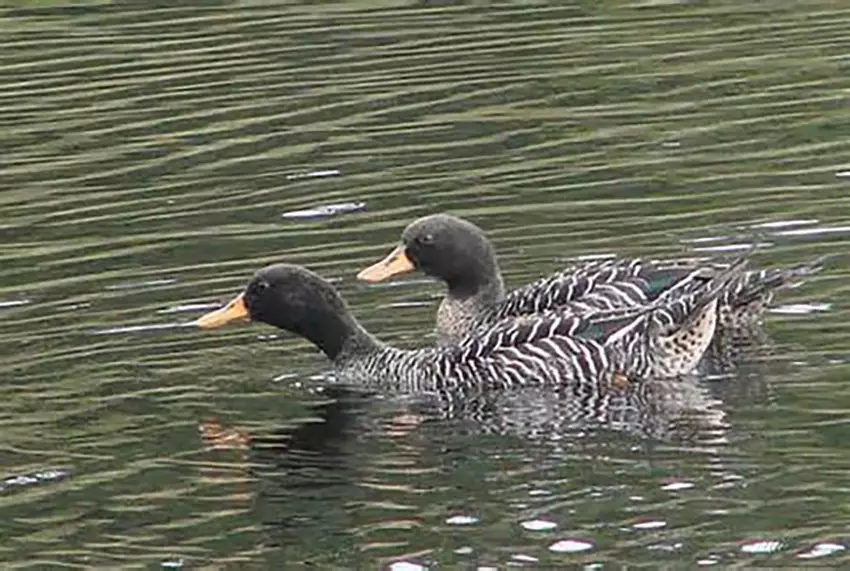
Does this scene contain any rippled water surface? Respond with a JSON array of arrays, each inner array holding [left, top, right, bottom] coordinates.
[[2, 2, 850, 568]]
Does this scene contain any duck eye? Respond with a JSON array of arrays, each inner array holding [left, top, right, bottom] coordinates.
[[255, 280, 270, 292], [419, 233, 435, 245]]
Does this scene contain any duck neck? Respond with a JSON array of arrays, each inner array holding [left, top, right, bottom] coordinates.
[[300, 307, 381, 363], [437, 260, 505, 345], [444, 250, 505, 304]]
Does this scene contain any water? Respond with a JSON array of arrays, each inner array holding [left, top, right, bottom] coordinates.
[[2, 2, 849, 568]]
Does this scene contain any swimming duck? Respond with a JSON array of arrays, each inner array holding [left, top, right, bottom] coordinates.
[[357, 214, 821, 345], [196, 261, 744, 391]]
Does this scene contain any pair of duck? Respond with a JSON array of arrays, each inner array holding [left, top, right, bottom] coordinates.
[[197, 214, 819, 392]]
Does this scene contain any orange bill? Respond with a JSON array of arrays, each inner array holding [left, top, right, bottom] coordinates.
[[196, 293, 250, 329], [357, 244, 415, 282]]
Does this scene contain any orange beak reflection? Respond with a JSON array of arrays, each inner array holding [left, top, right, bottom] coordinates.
[[357, 244, 415, 283], [196, 293, 250, 329]]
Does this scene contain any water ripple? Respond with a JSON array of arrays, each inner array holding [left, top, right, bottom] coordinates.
[[1, 2, 848, 569]]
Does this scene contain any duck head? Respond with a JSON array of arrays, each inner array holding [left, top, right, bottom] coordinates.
[[357, 213, 501, 298]]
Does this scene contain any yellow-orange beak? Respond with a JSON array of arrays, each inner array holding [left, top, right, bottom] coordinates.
[[196, 293, 250, 329], [357, 244, 416, 283]]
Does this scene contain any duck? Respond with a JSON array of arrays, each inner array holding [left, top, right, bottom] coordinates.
[[357, 213, 823, 345], [195, 260, 745, 392]]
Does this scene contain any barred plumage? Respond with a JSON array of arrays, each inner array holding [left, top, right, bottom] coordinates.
[[198, 262, 743, 393], [357, 214, 826, 345]]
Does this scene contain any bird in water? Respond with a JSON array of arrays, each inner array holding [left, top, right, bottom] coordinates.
[[357, 213, 825, 346], [196, 260, 745, 392]]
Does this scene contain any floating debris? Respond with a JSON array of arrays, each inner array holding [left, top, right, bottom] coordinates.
[[740, 540, 783, 554], [521, 519, 557, 531], [454, 546, 473, 555], [445, 514, 479, 526], [1, 468, 71, 493], [285, 169, 341, 180], [797, 542, 845, 559], [549, 539, 594, 553], [511, 554, 539, 563], [161, 559, 184, 569], [697, 557, 720, 566], [281, 201, 366, 220]]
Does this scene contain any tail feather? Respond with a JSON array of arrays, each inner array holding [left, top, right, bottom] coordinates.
[[724, 254, 829, 308], [602, 257, 749, 378]]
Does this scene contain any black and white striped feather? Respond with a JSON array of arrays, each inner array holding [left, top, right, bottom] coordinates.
[[441, 255, 825, 344], [337, 259, 746, 391]]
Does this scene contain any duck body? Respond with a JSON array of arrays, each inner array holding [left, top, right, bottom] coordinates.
[[358, 214, 823, 346], [197, 261, 742, 392]]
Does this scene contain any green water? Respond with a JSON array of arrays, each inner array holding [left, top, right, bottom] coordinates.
[[2, 2, 849, 568]]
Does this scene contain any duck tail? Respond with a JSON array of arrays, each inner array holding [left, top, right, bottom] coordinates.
[[722, 253, 830, 308], [629, 257, 748, 377], [710, 253, 831, 336]]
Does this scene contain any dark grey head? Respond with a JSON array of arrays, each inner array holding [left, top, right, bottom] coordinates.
[[197, 264, 360, 360], [358, 213, 501, 298]]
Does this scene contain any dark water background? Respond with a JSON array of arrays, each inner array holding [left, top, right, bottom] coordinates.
[[2, 2, 849, 568]]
